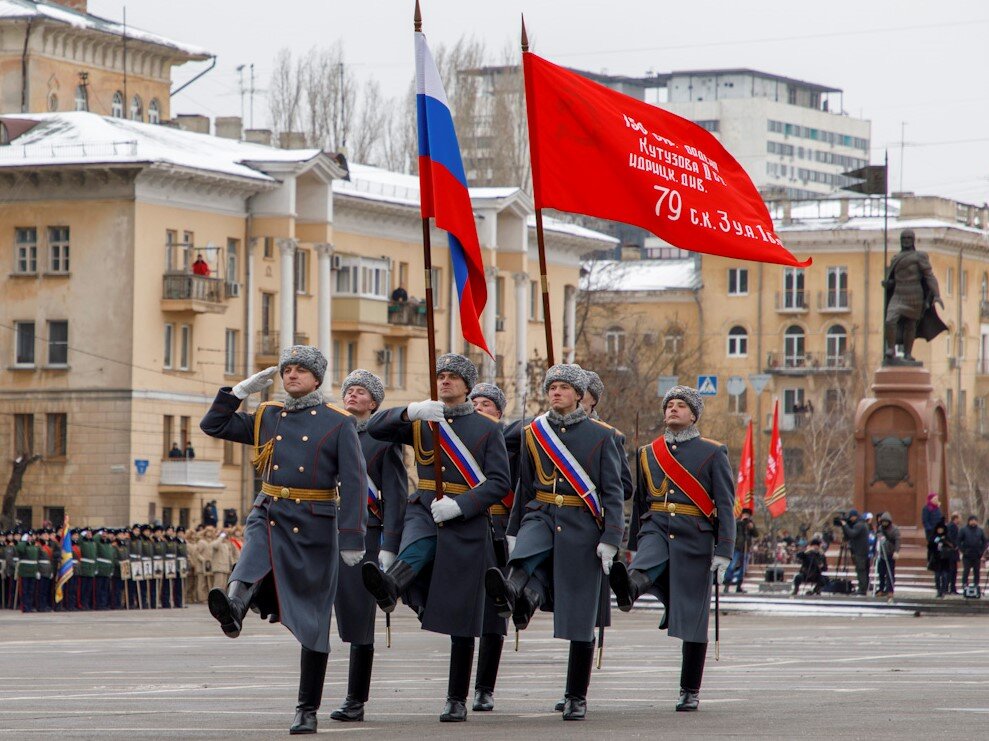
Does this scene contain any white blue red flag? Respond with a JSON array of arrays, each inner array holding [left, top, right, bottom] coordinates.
[[415, 31, 491, 355]]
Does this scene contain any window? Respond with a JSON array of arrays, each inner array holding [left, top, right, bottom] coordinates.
[[334, 256, 391, 299], [946, 388, 954, 416], [111, 91, 124, 118], [783, 388, 806, 431], [782, 268, 805, 309], [783, 447, 805, 476], [529, 280, 543, 321], [398, 261, 409, 292], [47, 320, 68, 366], [14, 321, 35, 366], [224, 440, 237, 465], [664, 329, 684, 355], [396, 345, 407, 389], [982, 273, 988, 303], [180, 416, 191, 450], [946, 267, 954, 296], [960, 390, 967, 425], [729, 389, 747, 415], [728, 268, 748, 295], [163, 415, 174, 458], [148, 98, 160, 124], [165, 229, 178, 271], [962, 270, 969, 298], [44, 507, 65, 529], [75, 84, 88, 111], [130, 94, 143, 121], [48, 226, 70, 273], [263, 236, 274, 259], [826, 266, 848, 308], [824, 388, 847, 415], [294, 249, 309, 294], [333, 340, 357, 378], [383, 344, 395, 388], [346, 342, 357, 375], [784, 325, 805, 367], [332, 340, 342, 385], [14, 414, 34, 456], [226, 238, 239, 282], [181, 231, 194, 271], [163, 323, 174, 369], [605, 326, 626, 359], [496, 276, 506, 318], [46, 413, 67, 457], [224, 329, 238, 375], [179, 324, 191, 370], [826, 325, 848, 366], [727, 326, 748, 357], [431, 267, 442, 309], [15, 227, 37, 273]]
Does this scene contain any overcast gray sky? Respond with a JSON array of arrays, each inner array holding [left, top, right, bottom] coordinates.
[[92, 0, 989, 204]]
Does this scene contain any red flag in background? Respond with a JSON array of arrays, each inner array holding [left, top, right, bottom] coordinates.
[[522, 52, 810, 268], [764, 400, 787, 517], [734, 420, 755, 518]]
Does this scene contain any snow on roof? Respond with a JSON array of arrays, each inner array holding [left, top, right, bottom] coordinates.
[[0, 0, 210, 57], [580, 258, 699, 293], [0, 112, 324, 183], [773, 197, 988, 235], [529, 214, 620, 244]]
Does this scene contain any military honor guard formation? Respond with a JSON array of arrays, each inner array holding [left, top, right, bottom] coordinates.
[[196, 344, 735, 733]]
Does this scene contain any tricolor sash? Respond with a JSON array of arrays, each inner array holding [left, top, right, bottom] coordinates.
[[530, 414, 603, 524], [367, 473, 382, 520], [438, 420, 487, 488], [650, 438, 716, 518]]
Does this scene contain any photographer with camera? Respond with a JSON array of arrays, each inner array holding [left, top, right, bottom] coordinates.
[[838, 510, 870, 596], [792, 538, 828, 595], [875, 513, 900, 597], [928, 521, 955, 598]]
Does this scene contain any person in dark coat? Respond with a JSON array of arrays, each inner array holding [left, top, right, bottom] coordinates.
[[487, 364, 625, 722], [329, 370, 406, 723], [840, 509, 870, 595], [947, 513, 961, 594], [361, 354, 510, 723], [928, 521, 955, 598], [874, 512, 900, 597], [723, 507, 758, 594], [957, 515, 987, 595], [203, 500, 219, 527], [792, 539, 828, 594], [465, 382, 519, 713], [921, 492, 943, 540], [608, 384, 736, 713], [200, 345, 368, 735]]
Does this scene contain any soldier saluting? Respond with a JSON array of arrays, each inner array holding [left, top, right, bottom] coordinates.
[[200, 345, 367, 735], [609, 385, 736, 712], [329, 370, 407, 723], [361, 354, 510, 723], [486, 364, 625, 721]]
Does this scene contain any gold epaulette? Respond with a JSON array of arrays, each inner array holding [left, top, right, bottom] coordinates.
[[325, 402, 353, 416], [590, 418, 625, 437], [700, 437, 724, 447]]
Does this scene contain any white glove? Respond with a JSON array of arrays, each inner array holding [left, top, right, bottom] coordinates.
[[710, 555, 731, 582], [232, 366, 278, 399], [378, 550, 396, 571], [507, 535, 517, 558], [407, 399, 445, 423], [341, 550, 365, 567], [431, 496, 462, 523], [596, 542, 619, 574]]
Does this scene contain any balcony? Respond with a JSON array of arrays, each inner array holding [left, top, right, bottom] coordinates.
[[765, 411, 805, 432], [818, 290, 852, 312], [765, 351, 854, 374], [775, 291, 809, 313], [159, 459, 225, 494], [161, 273, 227, 314], [387, 300, 428, 328]]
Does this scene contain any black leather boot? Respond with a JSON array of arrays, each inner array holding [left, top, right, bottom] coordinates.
[[609, 562, 653, 612], [440, 636, 474, 722], [562, 640, 595, 720], [473, 634, 504, 711], [676, 641, 707, 712], [207, 580, 259, 638], [512, 582, 543, 630], [330, 644, 374, 722], [484, 565, 529, 617], [290, 647, 328, 734], [362, 560, 415, 613]]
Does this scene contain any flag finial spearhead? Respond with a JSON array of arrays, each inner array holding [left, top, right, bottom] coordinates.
[[414, 0, 422, 32], [521, 14, 529, 52]]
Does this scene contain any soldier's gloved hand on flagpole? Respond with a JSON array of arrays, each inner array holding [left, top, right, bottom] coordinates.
[[507, 535, 517, 558], [407, 399, 445, 422], [710, 555, 731, 582], [378, 550, 396, 571], [340, 550, 365, 567], [232, 366, 279, 399], [596, 543, 618, 574], [431, 497, 462, 523]]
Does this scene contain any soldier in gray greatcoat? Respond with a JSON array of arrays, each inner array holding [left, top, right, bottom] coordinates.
[[329, 370, 407, 723], [361, 354, 510, 723], [487, 364, 625, 721], [467, 382, 515, 713], [609, 385, 736, 712], [200, 345, 367, 735]]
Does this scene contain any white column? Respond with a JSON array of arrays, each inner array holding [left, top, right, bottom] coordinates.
[[315, 243, 334, 386], [514, 272, 529, 417], [245, 237, 257, 374], [564, 285, 577, 363], [483, 266, 498, 383], [277, 238, 297, 350]]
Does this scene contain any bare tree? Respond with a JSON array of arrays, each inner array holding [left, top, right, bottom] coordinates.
[[268, 48, 302, 137], [0, 454, 42, 529], [951, 427, 989, 524], [350, 78, 386, 165]]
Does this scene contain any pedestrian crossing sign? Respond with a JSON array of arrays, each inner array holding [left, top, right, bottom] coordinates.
[[697, 375, 718, 396]]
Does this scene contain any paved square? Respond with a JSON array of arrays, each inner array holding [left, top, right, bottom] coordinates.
[[2, 606, 986, 738]]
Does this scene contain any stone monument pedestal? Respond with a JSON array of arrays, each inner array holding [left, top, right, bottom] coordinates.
[[853, 366, 948, 565]]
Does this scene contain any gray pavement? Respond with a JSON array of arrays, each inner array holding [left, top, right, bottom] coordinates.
[[2, 605, 987, 738]]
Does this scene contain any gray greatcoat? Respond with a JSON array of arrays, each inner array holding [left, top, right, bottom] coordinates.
[[368, 405, 510, 638], [334, 421, 407, 645], [508, 414, 625, 642], [200, 389, 367, 653], [628, 435, 735, 643]]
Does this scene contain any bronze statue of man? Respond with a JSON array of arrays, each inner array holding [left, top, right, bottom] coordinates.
[[883, 229, 947, 365]]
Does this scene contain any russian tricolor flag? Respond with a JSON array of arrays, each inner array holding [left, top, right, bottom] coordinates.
[[415, 31, 491, 356]]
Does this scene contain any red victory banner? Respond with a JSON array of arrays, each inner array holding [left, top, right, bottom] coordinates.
[[733, 420, 755, 518], [523, 52, 810, 267], [764, 400, 787, 518]]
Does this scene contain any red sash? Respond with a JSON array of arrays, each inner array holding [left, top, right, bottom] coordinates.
[[650, 438, 716, 518]]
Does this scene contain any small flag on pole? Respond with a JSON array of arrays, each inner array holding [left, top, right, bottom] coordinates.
[[734, 420, 755, 517], [55, 516, 75, 604], [764, 401, 787, 517]]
